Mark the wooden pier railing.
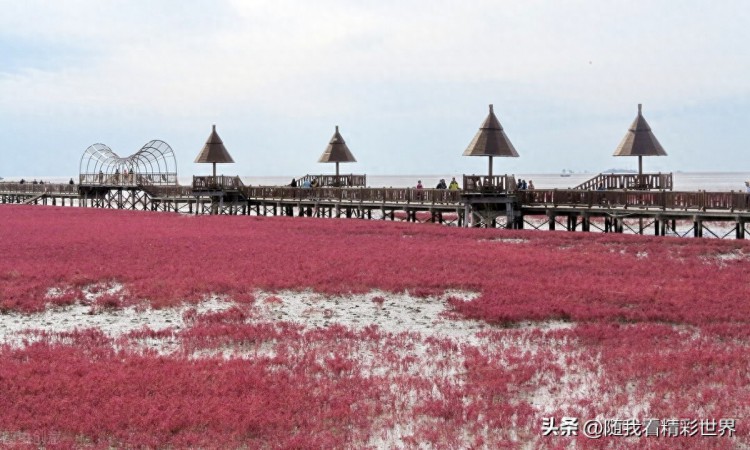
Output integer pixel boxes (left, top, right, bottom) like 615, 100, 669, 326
192, 176, 245, 191
296, 174, 367, 187
243, 186, 462, 204
5, 181, 750, 213
79, 172, 178, 186
462, 174, 517, 192
0, 183, 78, 195
574, 173, 673, 191
520, 189, 749, 212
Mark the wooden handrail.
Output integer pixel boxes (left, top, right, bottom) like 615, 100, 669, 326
192, 175, 244, 190
4, 182, 750, 213
574, 173, 673, 191
79, 172, 178, 186
462, 174, 517, 192
295, 174, 367, 187
0, 183, 78, 195
241, 186, 462, 204
518, 189, 750, 211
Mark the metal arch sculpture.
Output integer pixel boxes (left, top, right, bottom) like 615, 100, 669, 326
79, 140, 178, 186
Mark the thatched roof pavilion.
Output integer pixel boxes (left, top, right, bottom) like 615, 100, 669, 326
195, 124, 235, 177
463, 104, 518, 177
613, 104, 667, 175
318, 125, 356, 177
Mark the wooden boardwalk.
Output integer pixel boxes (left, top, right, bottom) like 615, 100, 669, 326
3, 178, 750, 239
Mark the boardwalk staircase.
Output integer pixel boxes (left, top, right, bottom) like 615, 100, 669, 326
574, 173, 673, 191
22, 192, 46, 205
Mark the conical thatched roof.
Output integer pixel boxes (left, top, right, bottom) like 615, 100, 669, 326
463, 104, 519, 157
613, 104, 667, 157
318, 125, 356, 163
194, 124, 235, 164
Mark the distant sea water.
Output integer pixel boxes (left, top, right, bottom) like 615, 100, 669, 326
6, 172, 750, 192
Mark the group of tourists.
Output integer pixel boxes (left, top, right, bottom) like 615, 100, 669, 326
291, 178, 320, 188
516, 179, 534, 190
416, 177, 461, 190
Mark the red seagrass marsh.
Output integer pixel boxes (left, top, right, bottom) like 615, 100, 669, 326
0, 205, 748, 448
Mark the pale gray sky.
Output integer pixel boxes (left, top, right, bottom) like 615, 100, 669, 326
1, 0, 749, 177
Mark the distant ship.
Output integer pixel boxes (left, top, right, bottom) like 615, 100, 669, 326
560, 169, 573, 177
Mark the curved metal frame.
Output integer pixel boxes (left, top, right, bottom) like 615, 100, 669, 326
79, 140, 178, 186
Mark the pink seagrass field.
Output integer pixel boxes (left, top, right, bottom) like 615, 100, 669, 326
0, 204, 749, 448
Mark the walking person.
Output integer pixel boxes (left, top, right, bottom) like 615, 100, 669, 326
415, 180, 424, 201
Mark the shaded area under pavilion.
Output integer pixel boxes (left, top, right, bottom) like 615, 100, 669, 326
574, 104, 672, 191
462, 104, 519, 192
192, 124, 246, 213
296, 125, 366, 187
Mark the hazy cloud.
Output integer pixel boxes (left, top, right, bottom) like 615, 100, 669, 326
1, 0, 749, 176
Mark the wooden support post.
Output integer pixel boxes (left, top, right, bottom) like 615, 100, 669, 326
654, 219, 660, 236
694, 219, 702, 238
549, 214, 556, 231
736, 220, 745, 239
505, 202, 518, 229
